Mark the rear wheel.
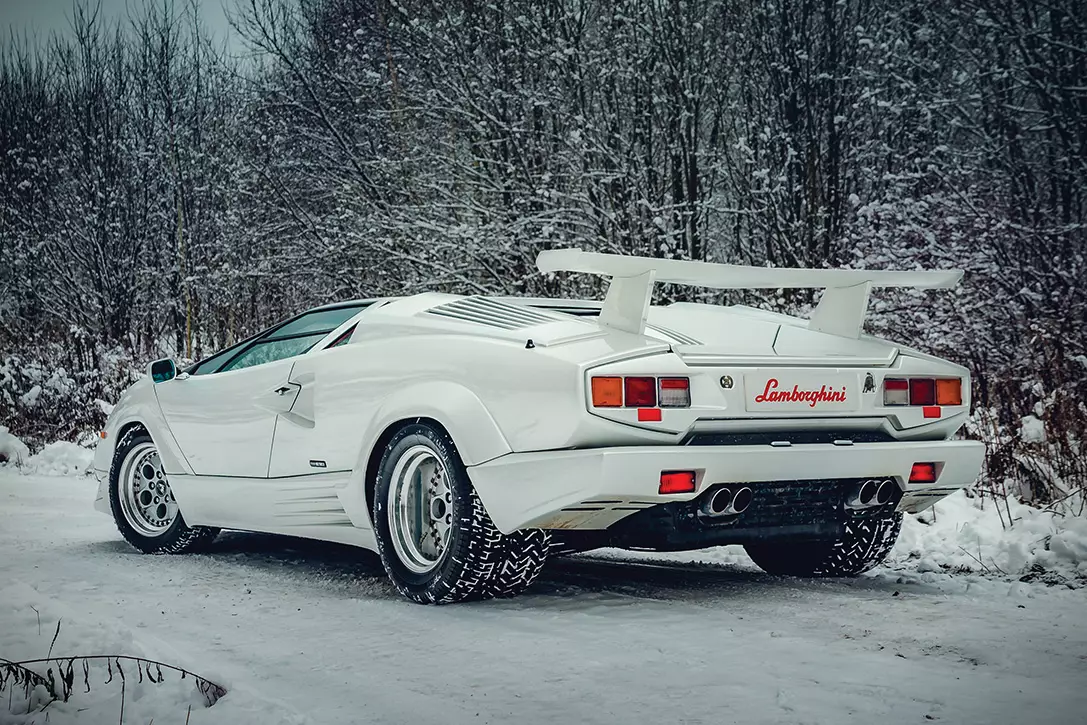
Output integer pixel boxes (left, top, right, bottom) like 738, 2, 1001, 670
109, 428, 218, 554
745, 513, 903, 577
372, 422, 548, 603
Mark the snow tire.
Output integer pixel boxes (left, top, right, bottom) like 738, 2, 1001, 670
109, 428, 219, 555
372, 422, 548, 604
745, 512, 903, 577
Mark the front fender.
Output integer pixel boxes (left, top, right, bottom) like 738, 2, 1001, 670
92, 381, 193, 481
337, 381, 512, 530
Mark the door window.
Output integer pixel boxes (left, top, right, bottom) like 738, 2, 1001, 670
192, 304, 368, 375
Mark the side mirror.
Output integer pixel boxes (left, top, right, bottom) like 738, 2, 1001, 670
149, 358, 177, 384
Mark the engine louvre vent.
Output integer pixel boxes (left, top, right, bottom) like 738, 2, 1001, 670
647, 324, 702, 346
427, 296, 562, 330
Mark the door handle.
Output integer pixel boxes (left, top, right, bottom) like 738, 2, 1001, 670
274, 385, 294, 396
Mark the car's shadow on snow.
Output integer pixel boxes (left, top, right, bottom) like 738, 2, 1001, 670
210, 532, 916, 604
86, 532, 919, 605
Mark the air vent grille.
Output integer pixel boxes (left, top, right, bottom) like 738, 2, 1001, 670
647, 324, 702, 346
427, 297, 562, 330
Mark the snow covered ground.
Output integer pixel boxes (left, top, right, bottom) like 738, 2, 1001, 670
2, 470, 1085, 724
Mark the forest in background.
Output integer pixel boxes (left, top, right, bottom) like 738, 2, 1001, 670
0, 0, 1084, 504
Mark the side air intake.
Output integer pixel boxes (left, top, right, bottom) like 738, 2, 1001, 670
427, 296, 562, 330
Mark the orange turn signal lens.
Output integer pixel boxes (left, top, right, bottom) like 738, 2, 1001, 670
591, 376, 623, 407
99, 431, 107, 439
659, 471, 696, 494
936, 379, 962, 406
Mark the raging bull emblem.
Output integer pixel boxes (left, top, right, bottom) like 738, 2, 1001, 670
863, 373, 875, 393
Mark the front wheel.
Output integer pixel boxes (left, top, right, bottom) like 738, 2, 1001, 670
745, 513, 903, 577
109, 428, 218, 554
372, 423, 549, 603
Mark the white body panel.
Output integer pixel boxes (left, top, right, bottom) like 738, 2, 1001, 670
468, 439, 985, 533
154, 360, 296, 477
93, 251, 985, 555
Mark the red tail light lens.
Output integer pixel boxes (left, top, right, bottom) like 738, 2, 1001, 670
658, 378, 691, 408
909, 378, 936, 406
659, 471, 696, 494
883, 378, 909, 406
624, 377, 657, 407
909, 462, 937, 483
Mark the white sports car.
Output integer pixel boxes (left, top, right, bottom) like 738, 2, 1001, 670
93, 250, 984, 603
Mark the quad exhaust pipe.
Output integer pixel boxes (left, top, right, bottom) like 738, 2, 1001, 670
847, 478, 897, 509
701, 486, 754, 517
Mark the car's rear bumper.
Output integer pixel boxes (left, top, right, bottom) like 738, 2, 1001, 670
467, 439, 984, 534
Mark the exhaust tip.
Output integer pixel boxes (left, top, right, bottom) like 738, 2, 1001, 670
875, 479, 895, 505
858, 479, 878, 506
703, 487, 733, 516
730, 486, 754, 514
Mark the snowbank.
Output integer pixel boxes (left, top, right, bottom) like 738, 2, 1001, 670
888, 490, 1087, 583
23, 440, 94, 476
0, 426, 30, 465
0, 431, 94, 476
616, 490, 1087, 588
0, 582, 305, 724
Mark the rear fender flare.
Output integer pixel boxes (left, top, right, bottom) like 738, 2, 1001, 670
338, 381, 511, 530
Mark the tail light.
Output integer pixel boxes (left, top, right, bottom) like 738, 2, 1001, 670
658, 378, 691, 408
590, 376, 691, 409
591, 377, 623, 407
909, 462, 937, 483
935, 379, 962, 406
883, 377, 963, 408
624, 377, 657, 407
883, 379, 909, 406
909, 379, 936, 406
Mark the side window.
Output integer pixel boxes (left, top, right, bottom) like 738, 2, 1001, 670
192, 304, 368, 375
325, 324, 357, 349
219, 334, 327, 373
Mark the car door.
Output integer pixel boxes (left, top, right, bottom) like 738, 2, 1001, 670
155, 304, 370, 478
154, 359, 298, 477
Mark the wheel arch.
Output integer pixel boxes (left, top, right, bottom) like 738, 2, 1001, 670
361, 416, 453, 518
338, 381, 512, 534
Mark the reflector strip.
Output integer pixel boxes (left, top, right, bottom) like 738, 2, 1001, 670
923, 406, 942, 419
638, 408, 662, 422
909, 462, 938, 483
659, 471, 696, 494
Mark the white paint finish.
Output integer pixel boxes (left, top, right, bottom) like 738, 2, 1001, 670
95, 252, 982, 549
468, 439, 986, 533
153, 359, 296, 477
166, 471, 374, 546
598, 269, 655, 334
540, 249, 962, 344
809, 281, 872, 338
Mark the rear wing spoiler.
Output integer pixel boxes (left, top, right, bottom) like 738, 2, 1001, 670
537, 248, 963, 339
